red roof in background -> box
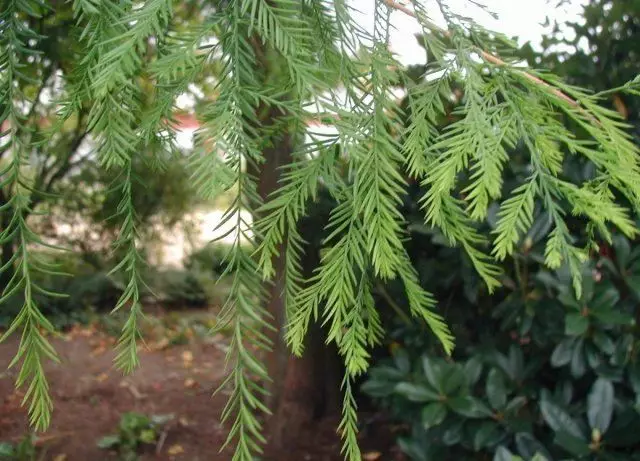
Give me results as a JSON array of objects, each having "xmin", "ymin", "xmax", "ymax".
[{"xmin": 173, "ymin": 113, "xmax": 199, "ymax": 130}]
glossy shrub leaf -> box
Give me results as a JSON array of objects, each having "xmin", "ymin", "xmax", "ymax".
[
  {"xmin": 551, "ymin": 338, "xmax": 574, "ymax": 367},
  {"xmin": 473, "ymin": 420, "xmax": 503, "ymax": 451},
  {"xmin": 629, "ymin": 361, "xmax": 640, "ymax": 394},
  {"xmin": 486, "ymin": 368, "xmax": 507, "ymax": 410},
  {"xmin": 394, "ymin": 382, "xmax": 439, "ymax": 402},
  {"xmin": 585, "ymin": 344, "xmax": 603, "ymax": 370},
  {"xmin": 592, "ymin": 309, "xmax": 633, "ymax": 326},
  {"xmin": 554, "ymin": 431, "xmax": 591, "ymax": 457},
  {"xmin": 361, "ymin": 379, "xmax": 396, "ymax": 397},
  {"xmin": 422, "ymin": 402, "xmax": 447, "ymax": 429},
  {"xmin": 493, "ymin": 445, "xmax": 522, "ymax": 461},
  {"xmin": 540, "ymin": 398, "xmax": 584, "ymax": 439},
  {"xmin": 515, "ymin": 432, "xmax": 553, "ymax": 460},
  {"xmin": 570, "ymin": 339, "xmax": 587, "ymax": 378},
  {"xmin": 590, "ymin": 285, "xmax": 620, "ymax": 311},
  {"xmin": 587, "ymin": 378, "xmax": 614, "ymax": 433},
  {"xmin": 593, "ymin": 332, "xmax": 615, "ymax": 355},
  {"xmin": 448, "ymin": 396, "xmax": 493, "ymax": 418},
  {"xmin": 421, "ymin": 356, "xmax": 442, "ymax": 391},
  {"xmin": 504, "ymin": 396, "xmax": 527, "ymax": 415},
  {"xmin": 442, "ymin": 365, "xmax": 467, "ymax": 395},
  {"xmin": 493, "ymin": 446, "xmax": 517, "ymax": 461},
  {"xmin": 393, "ymin": 348, "xmax": 411, "ymax": 374},
  {"xmin": 464, "ymin": 357, "xmax": 483, "ymax": 386},
  {"xmin": 442, "ymin": 420, "xmax": 464, "ymax": 446},
  {"xmin": 565, "ymin": 313, "xmax": 588, "ymax": 336}
]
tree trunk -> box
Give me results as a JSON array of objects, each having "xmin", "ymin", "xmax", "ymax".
[
  {"xmin": 0, "ymin": 190, "xmax": 14, "ymax": 292},
  {"xmin": 251, "ymin": 105, "xmax": 342, "ymax": 455}
]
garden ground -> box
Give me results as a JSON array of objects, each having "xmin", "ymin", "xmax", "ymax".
[{"xmin": 0, "ymin": 309, "xmax": 399, "ymax": 461}]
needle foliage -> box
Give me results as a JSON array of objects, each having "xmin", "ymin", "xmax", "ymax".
[{"xmin": 2, "ymin": 0, "xmax": 640, "ymax": 459}]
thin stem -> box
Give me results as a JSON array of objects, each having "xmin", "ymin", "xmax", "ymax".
[{"xmin": 382, "ymin": 0, "xmax": 586, "ymax": 111}]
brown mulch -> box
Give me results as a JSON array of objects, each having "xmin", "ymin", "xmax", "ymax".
[{"xmin": 0, "ymin": 323, "xmax": 400, "ymax": 461}]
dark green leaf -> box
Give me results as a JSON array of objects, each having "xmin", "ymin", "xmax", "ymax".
[
  {"xmin": 592, "ymin": 309, "xmax": 633, "ymax": 326},
  {"xmin": 442, "ymin": 365, "xmax": 467, "ymax": 395},
  {"xmin": 565, "ymin": 313, "xmax": 588, "ymax": 336},
  {"xmin": 509, "ymin": 346, "xmax": 524, "ymax": 382},
  {"xmin": 551, "ymin": 338, "xmax": 574, "ymax": 367},
  {"xmin": 585, "ymin": 344, "xmax": 603, "ymax": 370},
  {"xmin": 505, "ymin": 396, "xmax": 527, "ymax": 415},
  {"xmin": 629, "ymin": 360, "xmax": 640, "ymax": 394},
  {"xmin": 611, "ymin": 335, "xmax": 633, "ymax": 366},
  {"xmin": 486, "ymin": 368, "xmax": 507, "ymax": 410},
  {"xmin": 442, "ymin": 420, "xmax": 464, "ymax": 446},
  {"xmin": 421, "ymin": 402, "xmax": 447, "ymax": 429},
  {"xmin": 515, "ymin": 432, "xmax": 553, "ymax": 460},
  {"xmin": 592, "ymin": 332, "xmax": 615, "ymax": 355},
  {"xmin": 361, "ymin": 378, "xmax": 396, "ymax": 398},
  {"xmin": 625, "ymin": 275, "xmax": 640, "ymax": 300},
  {"xmin": 587, "ymin": 378, "xmax": 614, "ymax": 433},
  {"xmin": 590, "ymin": 286, "xmax": 619, "ymax": 310},
  {"xmin": 448, "ymin": 396, "xmax": 493, "ymax": 418},
  {"xmin": 393, "ymin": 348, "xmax": 411, "ymax": 374},
  {"xmin": 558, "ymin": 291, "xmax": 581, "ymax": 310},
  {"xmin": 421, "ymin": 356, "xmax": 442, "ymax": 391},
  {"xmin": 464, "ymin": 357, "xmax": 483, "ymax": 386},
  {"xmin": 394, "ymin": 382, "xmax": 440, "ymax": 402},
  {"xmin": 473, "ymin": 420, "xmax": 503, "ymax": 451},
  {"xmin": 494, "ymin": 446, "xmax": 516, "ymax": 461},
  {"xmin": 540, "ymin": 398, "xmax": 584, "ymax": 439},
  {"xmin": 554, "ymin": 431, "xmax": 590, "ymax": 457},
  {"xmin": 570, "ymin": 338, "xmax": 586, "ymax": 378}
]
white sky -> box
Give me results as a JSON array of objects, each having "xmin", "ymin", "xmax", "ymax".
[{"xmin": 352, "ymin": 0, "xmax": 588, "ymax": 65}]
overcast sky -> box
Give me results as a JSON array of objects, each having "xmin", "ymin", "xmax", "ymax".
[{"xmin": 352, "ymin": 0, "xmax": 588, "ymax": 65}]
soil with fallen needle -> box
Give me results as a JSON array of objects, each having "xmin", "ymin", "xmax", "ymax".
[{"xmin": 0, "ymin": 316, "xmax": 399, "ymax": 461}]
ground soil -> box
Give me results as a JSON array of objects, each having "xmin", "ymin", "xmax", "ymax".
[{"xmin": 0, "ymin": 316, "xmax": 400, "ymax": 461}]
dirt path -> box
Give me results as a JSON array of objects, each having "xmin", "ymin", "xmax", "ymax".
[
  {"xmin": 0, "ymin": 325, "xmax": 234, "ymax": 460},
  {"xmin": 0, "ymin": 322, "xmax": 398, "ymax": 461}
]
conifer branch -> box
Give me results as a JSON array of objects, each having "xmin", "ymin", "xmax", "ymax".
[{"xmin": 384, "ymin": 0, "xmax": 589, "ymax": 112}]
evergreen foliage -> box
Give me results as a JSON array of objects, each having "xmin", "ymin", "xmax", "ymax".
[{"xmin": 1, "ymin": 0, "xmax": 639, "ymax": 459}]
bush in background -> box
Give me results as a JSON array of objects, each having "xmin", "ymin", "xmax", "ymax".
[{"xmin": 363, "ymin": 210, "xmax": 640, "ymax": 460}]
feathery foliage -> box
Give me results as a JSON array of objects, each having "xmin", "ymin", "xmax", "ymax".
[{"xmin": 2, "ymin": 0, "xmax": 640, "ymax": 459}]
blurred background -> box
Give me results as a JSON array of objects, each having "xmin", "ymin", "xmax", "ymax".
[{"xmin": 1, "ymin": 0, "xmax": 639, "ymax": 460}]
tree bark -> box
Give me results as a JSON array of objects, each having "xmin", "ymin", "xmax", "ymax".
[
  {"xmin": 0, "ymin": 190, "xmax": 15, "ymax": 292},
  {"xmin": 251, "ymin": 105, "xmax": 342, "ymax": 455}
]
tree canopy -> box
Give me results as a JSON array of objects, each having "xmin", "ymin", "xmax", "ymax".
[{"xmin": 2, "ymin": 1, "xmax": 640, "ymax": 460}]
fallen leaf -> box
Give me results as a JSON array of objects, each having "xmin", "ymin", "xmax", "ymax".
[
  {"xmin": 178, "ymin": 416, "xmax": 190, "ymax": 427},
  {"xmin": 363, "ymin": 452, "xmax": 382, "ymax": 460},
  {"xmin": 53, "ymin": 454, "xmax": 67, "ymax": 461},
  {"xmin": 95, "ymin": 373, "xmax": 109, "ymax": 383},
  {"xmin": 149, "ymin": 338, "xmax": 170, "ymax": 351},
  {"xmin": 167, "ymin": 444, "xmax": 184, "ymax": 456},
  {"xmin": 184, "ymin": 378, "xmax": 197, "ymax": 389},
  {"xmin": 181, "ymin": 351, "xmax": 193, "ymax": 363},
  {"xmin": 91, "ymin": 345, "xmax": 107, "ymax": 357}
]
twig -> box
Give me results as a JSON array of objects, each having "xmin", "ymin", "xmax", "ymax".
[
  {"xmin": 382, "ymin": 0, "xmax": 584, "ymax": 110},
  {"xmin": 155, "ymin": 428, "xmax": 169, "ymax": 455}
]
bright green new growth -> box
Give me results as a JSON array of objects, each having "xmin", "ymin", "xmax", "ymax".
[{"xmin": 2, "ymin": 0, "xmax": 640, "ymax": 460}]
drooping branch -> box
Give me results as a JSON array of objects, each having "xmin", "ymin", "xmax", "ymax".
[{"xmin": 382, "ymin": 0, "xmax": 583, "ymax": 110}]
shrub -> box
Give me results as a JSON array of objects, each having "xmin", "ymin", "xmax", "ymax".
[
  {"xmin": 0, "ymin": 252, "xmax": 121, "ymax": 329},
  {"xmin": 363, "ymin": 230, "xmax": 640, "ymax": 461}
]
